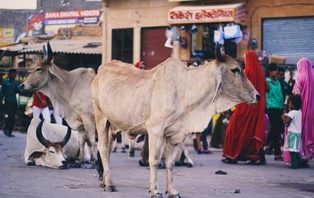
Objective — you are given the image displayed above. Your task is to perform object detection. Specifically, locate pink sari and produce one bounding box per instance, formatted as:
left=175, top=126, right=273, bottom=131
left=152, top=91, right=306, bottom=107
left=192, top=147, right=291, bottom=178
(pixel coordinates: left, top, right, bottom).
left=293, top=58, right=314, bottom=160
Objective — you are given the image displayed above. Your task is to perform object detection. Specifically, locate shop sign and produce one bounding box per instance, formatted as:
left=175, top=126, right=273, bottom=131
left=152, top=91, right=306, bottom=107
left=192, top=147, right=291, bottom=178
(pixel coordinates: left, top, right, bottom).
left=0, top=28, right=15, bottom=47
left=45, top=10, right=101, bottom=19
left=169, top=9, right=234, bottom=24
left=169, top=4, right=246, bottom=25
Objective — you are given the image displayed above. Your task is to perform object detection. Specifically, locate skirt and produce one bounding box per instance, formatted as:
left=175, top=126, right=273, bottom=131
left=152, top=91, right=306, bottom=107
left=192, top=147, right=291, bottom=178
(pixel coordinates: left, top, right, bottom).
left=283, top=131, right=301, bottom=152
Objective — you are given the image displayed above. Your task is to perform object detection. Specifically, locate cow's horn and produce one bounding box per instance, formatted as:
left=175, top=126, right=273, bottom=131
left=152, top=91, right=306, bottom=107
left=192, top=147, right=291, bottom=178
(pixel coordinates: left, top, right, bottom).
left=60, top=127, right=71, bottom=147
left=46, top=42, right=53, bottom=63
left=215, top=42, right=226, bottom=63
left=36, top=119, right=49, bottom=147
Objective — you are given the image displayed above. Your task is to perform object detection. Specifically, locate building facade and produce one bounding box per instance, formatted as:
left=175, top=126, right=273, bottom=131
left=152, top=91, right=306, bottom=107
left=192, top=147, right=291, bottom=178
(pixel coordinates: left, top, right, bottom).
left=102, top=0, right=314, bottom=67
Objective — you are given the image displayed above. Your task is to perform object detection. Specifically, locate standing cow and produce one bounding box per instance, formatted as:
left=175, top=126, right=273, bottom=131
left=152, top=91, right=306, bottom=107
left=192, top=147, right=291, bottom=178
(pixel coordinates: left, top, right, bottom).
left=92, top=45, right=260, bottom=197
left=25, top=118, right=77, bottom=169
left=22, top=42, right=96, bottom=163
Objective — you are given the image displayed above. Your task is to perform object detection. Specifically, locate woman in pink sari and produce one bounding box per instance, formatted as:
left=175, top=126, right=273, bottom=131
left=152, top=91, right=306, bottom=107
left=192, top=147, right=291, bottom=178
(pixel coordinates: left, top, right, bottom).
left=293, top=58, right=314, bottom=162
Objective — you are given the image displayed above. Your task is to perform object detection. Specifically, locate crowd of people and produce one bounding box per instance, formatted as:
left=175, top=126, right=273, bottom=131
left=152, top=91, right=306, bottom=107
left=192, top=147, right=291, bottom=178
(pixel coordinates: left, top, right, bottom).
left=220, top=52, right=314, bottom=169
left=1, top=54, right=313, bottom=170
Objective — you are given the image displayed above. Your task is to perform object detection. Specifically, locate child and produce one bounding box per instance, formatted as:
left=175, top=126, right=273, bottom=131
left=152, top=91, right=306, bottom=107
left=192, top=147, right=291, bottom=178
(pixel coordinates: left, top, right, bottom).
left=282, top=95, right=302, bottom=169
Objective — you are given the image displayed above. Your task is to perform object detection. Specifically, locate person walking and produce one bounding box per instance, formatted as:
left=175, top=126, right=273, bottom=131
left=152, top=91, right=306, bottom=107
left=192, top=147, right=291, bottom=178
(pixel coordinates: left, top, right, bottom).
left=222, top=51, right=268, bottom=164
left=293, top=58, right=314, bottom=163
left=265, top=63, right=285, bottom=161
left=0, top=69, right=21, bottom=137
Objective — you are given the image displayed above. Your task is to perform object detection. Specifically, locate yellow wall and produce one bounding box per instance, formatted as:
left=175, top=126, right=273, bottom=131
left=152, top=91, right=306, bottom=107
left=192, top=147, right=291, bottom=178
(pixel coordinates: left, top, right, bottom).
left=102, top=0, right=314, bottom=63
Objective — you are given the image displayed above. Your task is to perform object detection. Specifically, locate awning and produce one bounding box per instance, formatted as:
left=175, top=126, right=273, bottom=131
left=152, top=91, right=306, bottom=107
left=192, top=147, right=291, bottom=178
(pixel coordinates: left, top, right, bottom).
left=168, top=3, right=246, bottom=25
left=20, top=40, right=102, bottom=55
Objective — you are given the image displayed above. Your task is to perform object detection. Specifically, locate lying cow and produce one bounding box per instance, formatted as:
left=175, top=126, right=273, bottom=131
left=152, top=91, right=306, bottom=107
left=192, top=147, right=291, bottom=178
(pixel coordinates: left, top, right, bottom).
left=24, top=118, right=79, bottom=169
left=22, top=42, right=96, bottom=164
left=91, top=44, right=260, bottom=197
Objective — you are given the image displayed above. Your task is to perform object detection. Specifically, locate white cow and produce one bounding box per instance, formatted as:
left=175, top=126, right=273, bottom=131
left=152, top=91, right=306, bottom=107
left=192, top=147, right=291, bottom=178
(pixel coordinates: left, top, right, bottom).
left=25, top=118, right=79, bottom=169
left=22, top=42, right=96, bottom=163
left=91, top=45, right=260, bottom=197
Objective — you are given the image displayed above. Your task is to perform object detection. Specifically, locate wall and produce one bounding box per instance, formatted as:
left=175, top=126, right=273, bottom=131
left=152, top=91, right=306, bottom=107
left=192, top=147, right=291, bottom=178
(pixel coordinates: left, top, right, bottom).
left=102, top=0, right=314, bottom=62
left=239, top=0, right=314, bottom=58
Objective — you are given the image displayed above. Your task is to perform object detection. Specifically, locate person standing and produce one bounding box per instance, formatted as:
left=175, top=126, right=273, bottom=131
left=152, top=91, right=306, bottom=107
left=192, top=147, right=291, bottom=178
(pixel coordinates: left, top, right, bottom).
left=265, top=63, right=284, bottom=161
left=0, top=69, right=21, bottom=137
left=293, top=58, right=314, bottom=163
left=282, top=95, right=303, bottom=169
left=222, top=51, right=268, bottom=164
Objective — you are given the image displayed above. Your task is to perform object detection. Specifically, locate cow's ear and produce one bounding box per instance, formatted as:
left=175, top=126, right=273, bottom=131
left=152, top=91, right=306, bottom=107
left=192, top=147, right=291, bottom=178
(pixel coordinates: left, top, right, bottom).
left=28, top=151, right=44, bottom=161
left=48, top=66, right=64, bottom=82
left=212, top=67, right=222, bottom=102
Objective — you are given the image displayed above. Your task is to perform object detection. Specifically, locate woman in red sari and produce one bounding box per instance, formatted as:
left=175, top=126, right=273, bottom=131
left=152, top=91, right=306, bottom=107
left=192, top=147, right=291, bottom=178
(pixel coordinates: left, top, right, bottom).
left=222, top=51, right=268, bottom=164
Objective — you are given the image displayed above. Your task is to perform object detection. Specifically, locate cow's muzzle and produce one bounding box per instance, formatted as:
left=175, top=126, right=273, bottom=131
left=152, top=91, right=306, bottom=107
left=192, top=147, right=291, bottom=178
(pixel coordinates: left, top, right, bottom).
left=256, top=94, right=261, bottom=102
left=59, top=160, right=68, bottom=169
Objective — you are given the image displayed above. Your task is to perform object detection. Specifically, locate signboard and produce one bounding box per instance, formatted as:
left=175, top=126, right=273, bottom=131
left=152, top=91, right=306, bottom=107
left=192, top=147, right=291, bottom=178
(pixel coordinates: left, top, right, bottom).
left=0, top=28, right=15, bottom=47
left=168, top=3, right=246, bottom=25
left=27, top=13, right=45, bottom=37
left=44, top=10, right=101, bottom=35
left=26, top=10, right=102, bottom=36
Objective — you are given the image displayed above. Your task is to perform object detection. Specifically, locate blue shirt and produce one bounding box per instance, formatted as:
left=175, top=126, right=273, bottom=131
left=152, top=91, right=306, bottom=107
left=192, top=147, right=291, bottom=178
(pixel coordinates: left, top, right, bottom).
left=0, top=79, right=21, bottom=103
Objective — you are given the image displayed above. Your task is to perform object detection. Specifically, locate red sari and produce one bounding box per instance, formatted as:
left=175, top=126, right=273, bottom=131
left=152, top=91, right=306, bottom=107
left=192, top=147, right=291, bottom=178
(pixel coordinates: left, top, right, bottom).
left=223, top=51, right=267, bottom=161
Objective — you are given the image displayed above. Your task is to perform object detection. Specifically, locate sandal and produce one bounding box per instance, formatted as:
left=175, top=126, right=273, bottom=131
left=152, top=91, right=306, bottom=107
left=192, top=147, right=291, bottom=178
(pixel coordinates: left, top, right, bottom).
left=221, top=158, right=238, bottom=164
left=249, top=160, right=266, bottom=165
left=201, top=149, right=213, bottom=154
left=274, top=156, right=284, bottom=161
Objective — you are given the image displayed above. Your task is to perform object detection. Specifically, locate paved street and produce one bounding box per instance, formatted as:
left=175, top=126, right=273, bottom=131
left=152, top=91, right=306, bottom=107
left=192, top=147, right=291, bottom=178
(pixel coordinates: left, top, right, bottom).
left=0, top=132, right=314, bottom=198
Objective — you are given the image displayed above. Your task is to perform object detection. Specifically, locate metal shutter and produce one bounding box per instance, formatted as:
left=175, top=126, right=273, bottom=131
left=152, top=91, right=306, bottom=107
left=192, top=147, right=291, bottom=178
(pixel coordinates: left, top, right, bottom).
left=262, top=17, right=314, bottom=64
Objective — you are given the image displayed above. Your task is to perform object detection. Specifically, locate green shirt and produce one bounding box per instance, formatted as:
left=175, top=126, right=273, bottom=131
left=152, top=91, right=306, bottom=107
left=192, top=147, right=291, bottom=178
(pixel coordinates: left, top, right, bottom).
left=266, top=77, right=284, bottom=109
left=0, top=79, right=21, bottom=103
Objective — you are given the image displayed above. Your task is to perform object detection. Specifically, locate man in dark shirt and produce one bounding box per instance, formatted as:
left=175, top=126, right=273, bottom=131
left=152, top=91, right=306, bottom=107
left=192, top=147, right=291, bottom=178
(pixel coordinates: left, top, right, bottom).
left=0, top=69, right=21, bottom=137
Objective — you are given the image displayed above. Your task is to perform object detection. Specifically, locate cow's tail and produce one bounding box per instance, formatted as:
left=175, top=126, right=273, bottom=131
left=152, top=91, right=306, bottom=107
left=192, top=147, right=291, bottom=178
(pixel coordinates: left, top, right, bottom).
left=95, top=120, right=111, bottom=181
left=96, top=151, right=103, bottom=181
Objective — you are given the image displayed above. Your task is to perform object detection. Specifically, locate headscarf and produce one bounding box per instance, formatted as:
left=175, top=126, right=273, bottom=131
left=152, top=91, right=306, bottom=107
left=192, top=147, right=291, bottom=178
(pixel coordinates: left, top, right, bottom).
left=223, top=51, right=267, bottom=160
left=294, top=58, right=314, bottom=159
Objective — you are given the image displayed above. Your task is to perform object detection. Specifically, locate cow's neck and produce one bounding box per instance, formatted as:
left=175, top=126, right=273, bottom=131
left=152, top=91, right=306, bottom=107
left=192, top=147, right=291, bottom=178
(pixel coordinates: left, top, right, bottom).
left=39, top=65, right=75, bottom=118
left=173, top=62, right=218, bottom=134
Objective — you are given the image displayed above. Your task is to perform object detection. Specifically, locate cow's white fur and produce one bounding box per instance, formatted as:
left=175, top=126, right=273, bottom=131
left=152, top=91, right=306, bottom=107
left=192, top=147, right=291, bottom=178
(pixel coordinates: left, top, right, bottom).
left=92, top=56, right=259, bottom=197
left=24, top=118, right=80, bottom=168
left=23, top=55, right=97, bottom=162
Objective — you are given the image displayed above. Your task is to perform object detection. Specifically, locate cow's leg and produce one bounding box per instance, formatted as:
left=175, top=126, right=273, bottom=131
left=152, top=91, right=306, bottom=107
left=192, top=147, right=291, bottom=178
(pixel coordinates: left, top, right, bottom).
left=181, top=143, right=193, bottom=167
left=97, top=118, right=116, bottom=192
left=128, top=137, right=135, bottom=157
left=78, top=131, right=87, bottom=163
left=148, top=131, right=164, bottom=198
left=165, top=142, right=181, bottom=198
left=84, top=119, right=97, bottom=162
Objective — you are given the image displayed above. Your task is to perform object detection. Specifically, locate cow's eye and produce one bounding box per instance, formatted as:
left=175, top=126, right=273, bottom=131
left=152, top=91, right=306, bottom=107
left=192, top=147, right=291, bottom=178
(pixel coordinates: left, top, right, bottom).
left=49, top=151, right=55, bottom=154
left=36, top=68, right=42, bottom=72
left=231, top=68, right=240, bottom=74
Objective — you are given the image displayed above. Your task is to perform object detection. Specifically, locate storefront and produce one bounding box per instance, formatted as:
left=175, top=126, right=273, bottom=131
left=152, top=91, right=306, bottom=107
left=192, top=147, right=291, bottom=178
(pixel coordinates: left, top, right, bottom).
left=168, top=3, right=246, bottom=64
left=102, top=0, right=314, bottom=66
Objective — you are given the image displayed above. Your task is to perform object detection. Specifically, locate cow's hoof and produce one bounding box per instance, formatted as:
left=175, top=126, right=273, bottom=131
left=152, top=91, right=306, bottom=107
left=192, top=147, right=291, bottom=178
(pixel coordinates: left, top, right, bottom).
left=99, top=183, right=105, bottom=188
left=168, top=194, right=181, bottom=198
left=104, top=185, right=117, bottom=192
left=151, top=192, right=163, bottom=198
left=69, top=161, right=81, bottom=168
left=27, top=162, right=35, bottom=166
left=186, top=162, right=193, bottom=168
